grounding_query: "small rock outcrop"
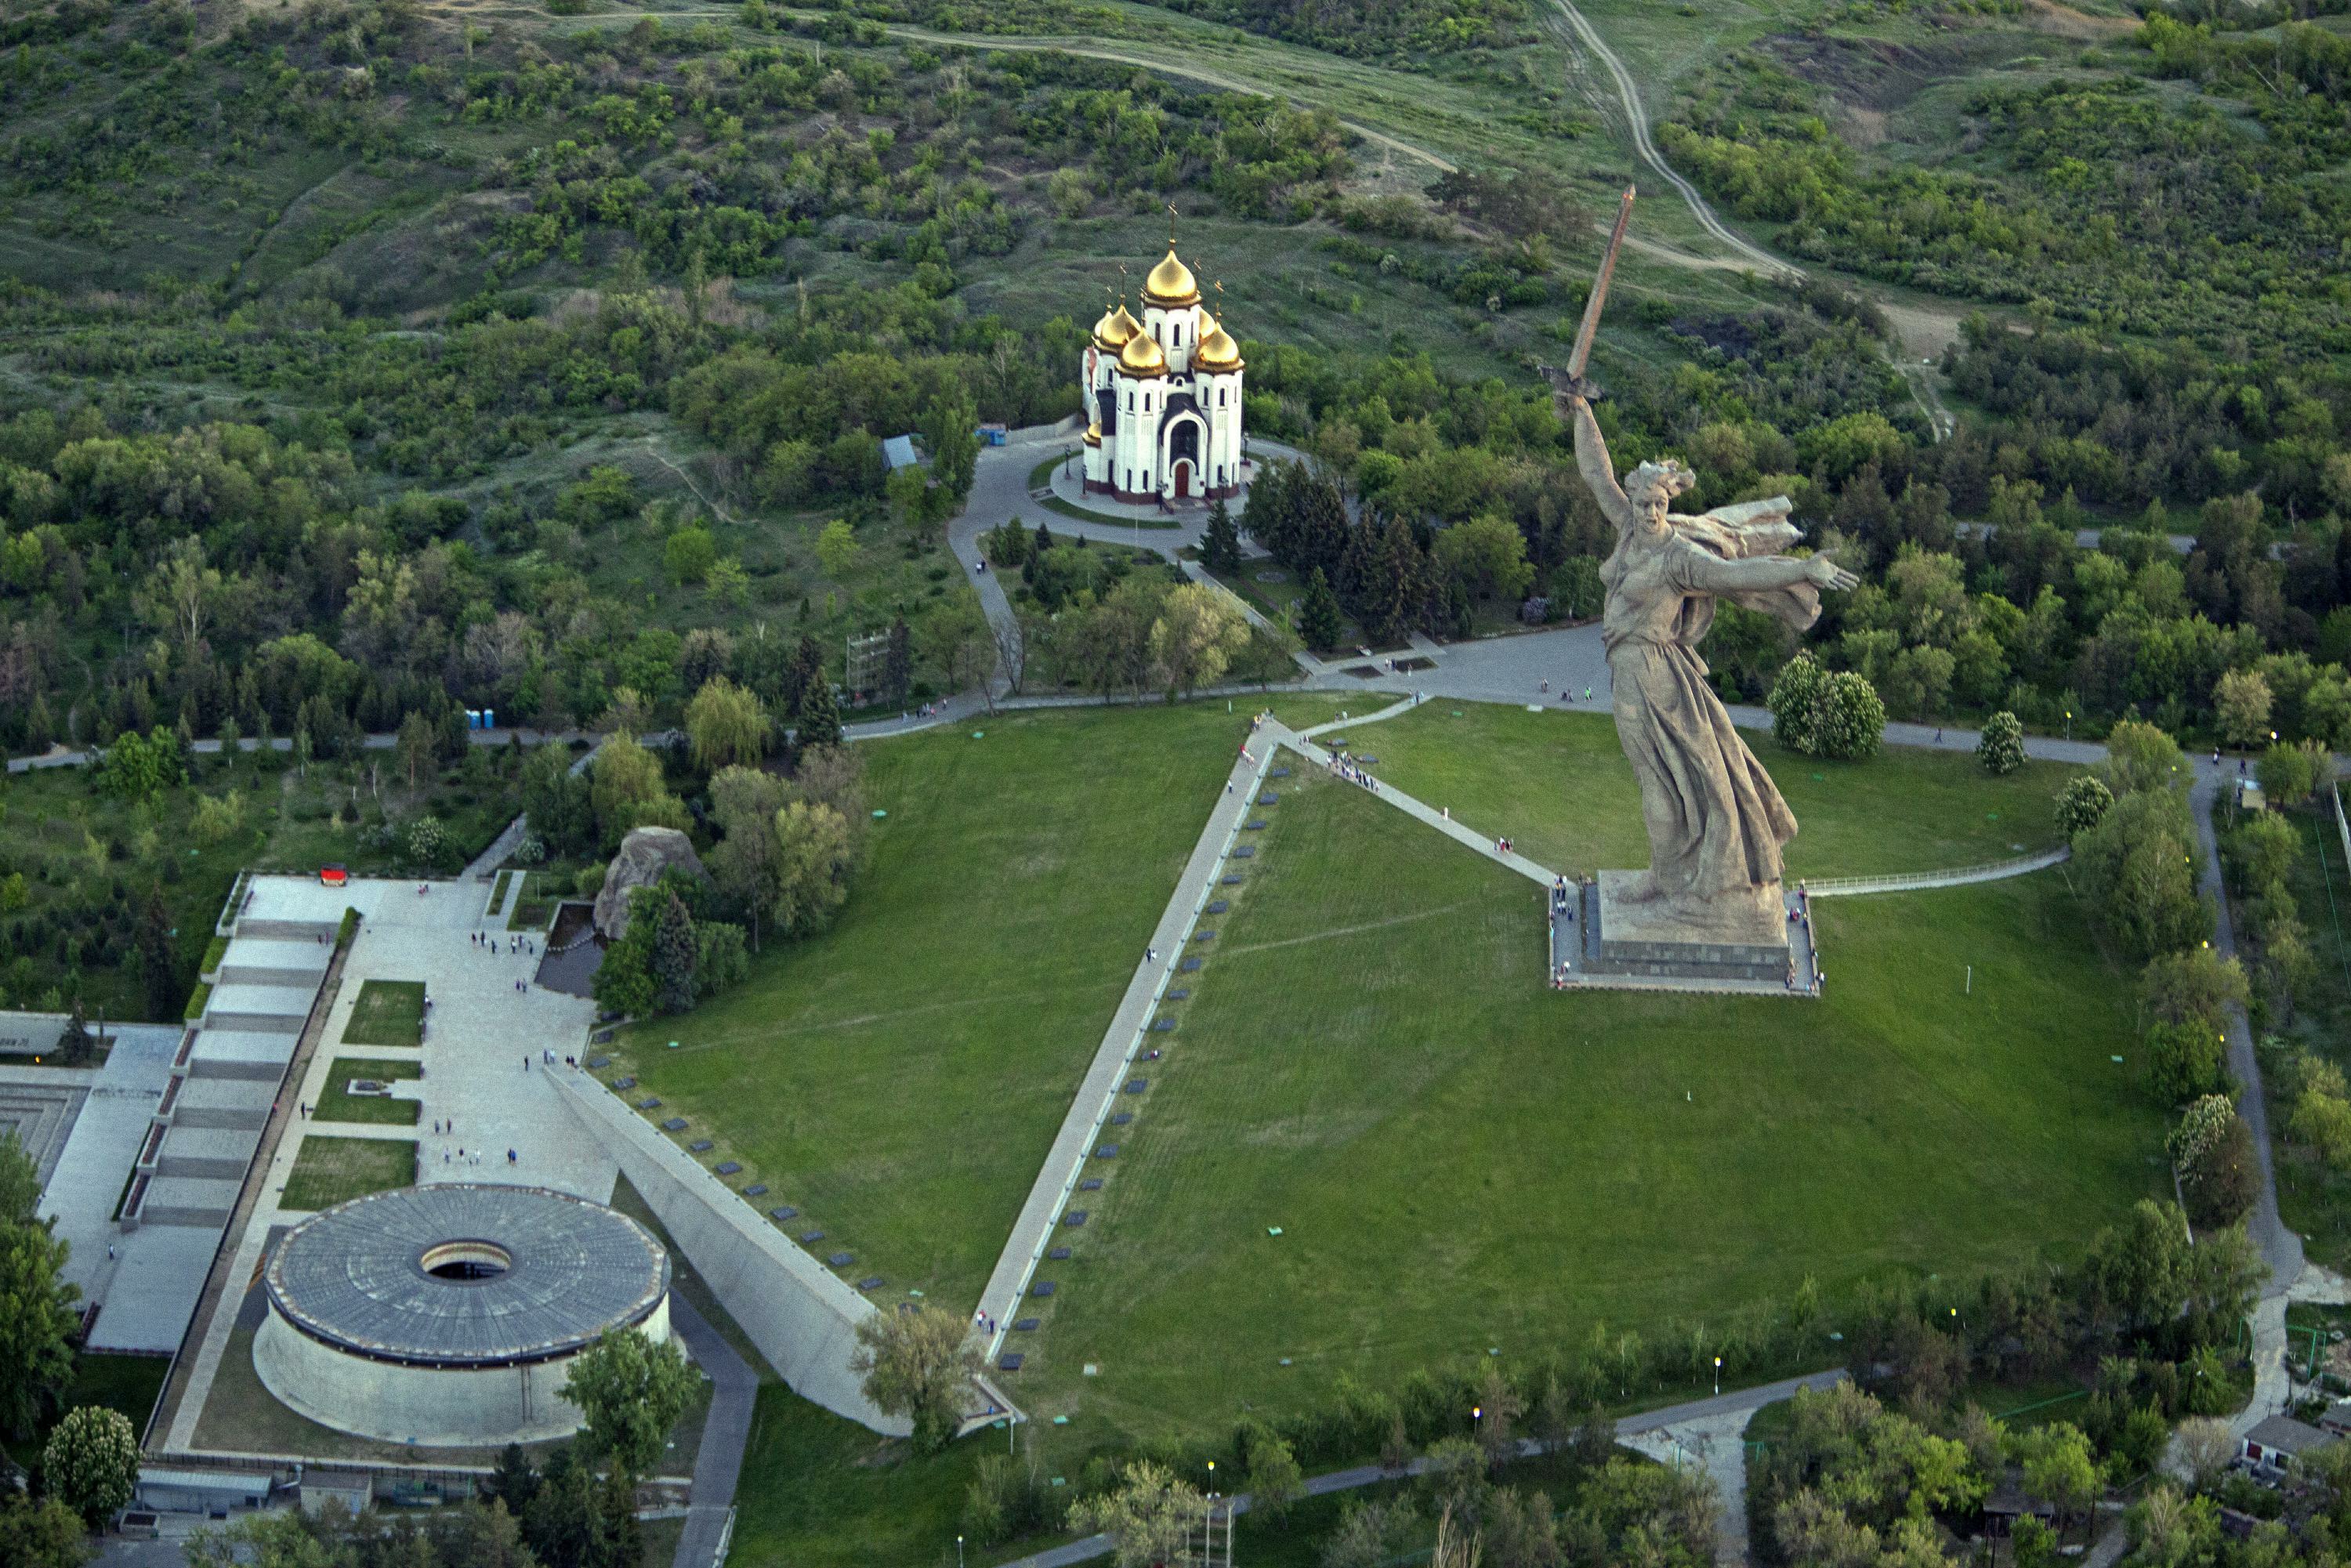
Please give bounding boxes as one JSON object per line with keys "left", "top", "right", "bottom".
{"left": 592, "top": 827, "right": 709, "bottom": 941}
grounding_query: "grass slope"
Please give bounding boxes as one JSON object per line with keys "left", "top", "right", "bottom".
{"left": 607, "top": 703, "right": 1241, "bottom": 1307}
{"left": 1011, "top": 766, "right": 2158, "bottom": 1447}
{"left": 1342, "top": 702, "right": 2069, "bottom": 878}
{"left": 281, "top": 1135, "right": 417, "bottom": 1212}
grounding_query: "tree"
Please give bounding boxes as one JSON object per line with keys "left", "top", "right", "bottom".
{"left": 396, "top": 708, "right": 437, "bottom": 790}
{"left": 1148, "top": 583, "right": 1250, "bottom": 701}
{"left": 0, "top": 1489, "right": 89, "bottom": 1568}
{"left": 43, "top": 1405, "right": 138, "bottom": 1526}
{"left": 1244, "top": 1423, "right": 1304, "bottom": 1524}
{"left": 2056, "top": 773, "right": 2114, "bottom": 838}
{"left": 707, "top": 556, "right": 750, "bottom": 609}
{"left": 773, "top": 800, "right": 857, "bottom": 936}
{"left": 136, "top": 881, "right": 177, "bottom": 1021}
{"left": 0, "top": 1214, "right": 77, "bottom": 1439}
{"left": 589, "top": 732, "right": 675, "bottom": 849}
{"left": 663, "top": 526, "right": 719, "bottom": 586}
{"left": 795, "top": 677, "right": 842, "bottom": 749}
{"left": 2104, "top": 719, "right": 2188, "bottom": 796}
{"left": 1433, "top": 514, "right": 1535, "bottom": 603}
{"left": 849, "top": 1304, "right": 983, "bottom": 1454}
{"left": 708, "top": 767, "right": 790, "bottom": 948}
{"left": 919, "top": 599, "right": 998, "bottom": 715}
{"left": 2145, "top": 1020, "right": 2226, "bottom": 1106}
{"left": 2214, "top": 667, "right": 2273, "bottom": 749}
{"left": 2073, "top": 789, "right": 2210, "bottom": 958}
{"left": 1068, "top": 1461, "right": 1209, "bottom": 1568}
{"left": 1976, "top": 712, "right": 2024, "bottom": 776}
{"left": 2142, "top": 947, "right": 2248, "bottom": 1028}
{"left": 883, "top": 616, "right": 912, "bottom": 705}
{"left": 1551, "top": 556, "right": 1603, "bottom": 621}
{"left": 522, "top": 744, "right": 596, "bottom": 859}
{"left": 0, "top": 1130, "right": 40, "bottom": 1226}
{"left": 684, "top": 677, "right": 770, "bottom": 771}
{"left": 560, "top": 1326, "right": 700, "bottom": 1478}
{"left": 814, "top": 520, "right": 860, "bottom": 578}
{"left": 2256, "top": 740, "right": 2319, "bottom": 806}
{"left": 2016, "top": 1422, "right": 2098, "bottom": 1541}
{"left": 1297, "top": 567, "right": 1343, "bottom": 651}
{"left": 1769, "top": 654, "right": 1827, "bottom": 754}
{"left": 55, "top": 1001, "right": 92, "bottom": 1068}
{"left": 1813, "top": 672, "right": 1886, "bottom": 759}
{"left": 650, "top": 892, "right": 697, "bottom": 1015}
{"left": 1201, "top": 499, "right": 1242, "bottom": 574}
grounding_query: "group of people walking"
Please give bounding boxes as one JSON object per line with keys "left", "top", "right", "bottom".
{"left": 1326, "top": 751, "right": 1378, "bottom": 792}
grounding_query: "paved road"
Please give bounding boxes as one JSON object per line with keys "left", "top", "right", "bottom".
{"left": 670, "top": 1295, "right": 756, "bottom": 1568}
{"left": 988, "top": 1370, "right": 1846, "bottom": 1568}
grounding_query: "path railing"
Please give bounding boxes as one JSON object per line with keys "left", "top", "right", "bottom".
{"left": 2332, "top": 781, "right": 2351, "bottom": 886}
{"left": 1802, "top": 846, "right": 2068, "bottom": 897}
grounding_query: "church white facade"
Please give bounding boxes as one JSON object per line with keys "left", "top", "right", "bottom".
{"left": 1081, "top": 246, "right": 1245, "bottom": 504}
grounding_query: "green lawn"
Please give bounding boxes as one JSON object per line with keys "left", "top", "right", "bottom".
{"left": 1343, "top": 702, "right": 2074, "bottom": 879}
{"left": 281, "top": 1135, "right": 416, "bottom": 1212}
{"left": 1009, "top": 768, "right": 2160, "bottom": 1450}
{"left": 313, "top": 1056, "right": 423, "bottom": 1126}
{"left": 607, "top": 703, "right": 1242, "bottom": 1308}
{"left": 508, "top": 874, "right": 558, "bottom": 932}
{"left": 0, "top": 1353, "right": 169, "bottom": 1468}
{"left": 341, "top": 980, "right": 426, "bottom": 1048}
{"left": 2255, "top": 801, "right": 2351, "bottom": 1273}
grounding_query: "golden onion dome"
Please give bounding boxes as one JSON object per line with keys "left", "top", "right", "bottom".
{"left": 1194, "top": 320, "right": 1243, "bottom": 372}
{"left": 1092, "top": 302, "right": 1140, "bottom": 349}
{"left": 1083, "top": 421, "right": 1102, "bottom": 447}
{"left": 1117, "top": 330, "right": 1168, "bottom": 378}
{"left": 1143, "top": 248, "right": 1200, "bottom": 306}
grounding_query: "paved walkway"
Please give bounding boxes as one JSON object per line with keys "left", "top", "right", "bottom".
{"left": 669, "top": 1295, "right": 755, "bottom": 1568}
{"left": 970, "top": 724, "right": 1277, "bottom": 1362}
{"left": 989, "top": 1370, "right": 1846, "bottom": 1568}
{"left": 161, "top": 875, "right": 606, "bottom": 1453}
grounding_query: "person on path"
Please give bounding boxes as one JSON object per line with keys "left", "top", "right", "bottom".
{"left": 522, "top": 1056, "right": 529, "bottom": 1071}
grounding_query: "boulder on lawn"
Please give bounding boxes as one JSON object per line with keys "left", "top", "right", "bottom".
{"left": 592, "top": 826, "right": 709, "bottom": 941}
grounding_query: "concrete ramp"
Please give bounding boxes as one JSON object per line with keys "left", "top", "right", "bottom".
{"left": 549, "top": 1070, "right": 911, "bottom": 1436}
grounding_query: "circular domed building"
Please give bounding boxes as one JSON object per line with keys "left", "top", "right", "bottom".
{"left": 1081, "top": 240, "right": 1246, "bottom": 505}
{"left": 255, "top": 1184, "right": 672, "bottom": 1446}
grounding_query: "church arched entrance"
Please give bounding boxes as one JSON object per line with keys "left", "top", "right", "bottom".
{"left": 1172, "top": 459, "right": 1195, "bottom": 498}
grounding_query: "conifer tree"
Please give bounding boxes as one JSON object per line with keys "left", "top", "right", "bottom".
{"left": 1200, "top": 499, "right": 1242, "bottom": 574}
{"left": 884, "top": 616, "right": 912, "bottom": 704}
{"left": 797, "top": 676, "right": 842, "bottom": 748}
{"left": 1298, "top": 567, "right": 1343, "bottom": 651}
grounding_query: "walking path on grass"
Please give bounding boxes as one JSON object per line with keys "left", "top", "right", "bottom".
{"left": 669, "top": 1295, "right": 755, "bottom": 1568}
{"left": 969, "top": 725, "right": 1278, "bottom": 1367}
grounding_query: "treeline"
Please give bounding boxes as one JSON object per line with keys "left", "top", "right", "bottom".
{"left": 962, "top": 1194, "right": 2256, "bottom": 1566}
{"left": 1658, "top": 47, "right": 2350, "bottom": 359}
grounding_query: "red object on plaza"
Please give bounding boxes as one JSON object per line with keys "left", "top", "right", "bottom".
{"left": 319, "top": 864, "right": 348, "bottom": 887}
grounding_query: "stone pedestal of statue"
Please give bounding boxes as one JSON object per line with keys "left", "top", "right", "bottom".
{"left": 1552, "top": 872, "right": 1812, "bottom": 992}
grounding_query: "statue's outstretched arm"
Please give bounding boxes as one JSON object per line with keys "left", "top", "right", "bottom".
{"left": 1567, "top": 397, "right": 1636, "bottom": 534}
{"left": 1683, "top": 551, "right": 1858, "bottom": 596}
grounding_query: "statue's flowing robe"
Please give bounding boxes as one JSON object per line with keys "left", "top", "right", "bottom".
{"left": 1599, "top": 498, "right": 1821, "bottom": 900}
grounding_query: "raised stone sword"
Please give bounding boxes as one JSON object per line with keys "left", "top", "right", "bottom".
{"left": 1556, "top": 184, "right": 1636, "bottom": 398}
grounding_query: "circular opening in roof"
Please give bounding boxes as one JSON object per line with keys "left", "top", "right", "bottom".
{"left": 420, "top": 1240, "right": 513, "bottom": 1281}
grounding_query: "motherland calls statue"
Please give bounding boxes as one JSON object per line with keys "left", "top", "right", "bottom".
{"left": 1541, "top": 190, "right": 1858, "bottom": 947}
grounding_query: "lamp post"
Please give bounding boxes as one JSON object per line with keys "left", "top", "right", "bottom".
{"left": 1712, "top": 1356, "right": 1721, "bottom": 1396}
{"left": 957, "top": 1537, "right": 965, "bottom": 1568}
{"left": 2063, "top": 708, "right": 2072, "bottom": 742}
{"left": 1205, "top": 1459, "right": 1215, "bottom": 1500}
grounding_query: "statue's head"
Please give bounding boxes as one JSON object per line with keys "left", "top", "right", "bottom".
{"left": 1624, "top": 458, "right": 1694, "bottom": 527}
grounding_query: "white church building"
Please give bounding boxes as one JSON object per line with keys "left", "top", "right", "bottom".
{"left": 1081, "top": 244, "right": 1245, "bottom": 505}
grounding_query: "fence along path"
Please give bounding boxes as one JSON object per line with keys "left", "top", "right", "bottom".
{"left": 1801, "top": 846, "right": 2070, "bottom": 897}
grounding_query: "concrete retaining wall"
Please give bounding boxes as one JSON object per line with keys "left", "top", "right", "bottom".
{"left": 549, "top": 1072, "right": 907, "bottom": 1436}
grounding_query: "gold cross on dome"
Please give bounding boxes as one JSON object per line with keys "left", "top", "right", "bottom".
{"left": 1167, "top": 203, "right": 1178, "bottom": 247}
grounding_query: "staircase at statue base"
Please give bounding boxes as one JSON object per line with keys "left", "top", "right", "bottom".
{"left": 1547, "top": 874, "right": 1820, "bottom": 998}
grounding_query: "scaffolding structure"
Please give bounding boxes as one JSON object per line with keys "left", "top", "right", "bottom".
{"left": 1180, "top": 1501, "right": 1235, "bottom": 1568}
{"left": 845, "top": 628, "right": 892, "bottom": 705}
